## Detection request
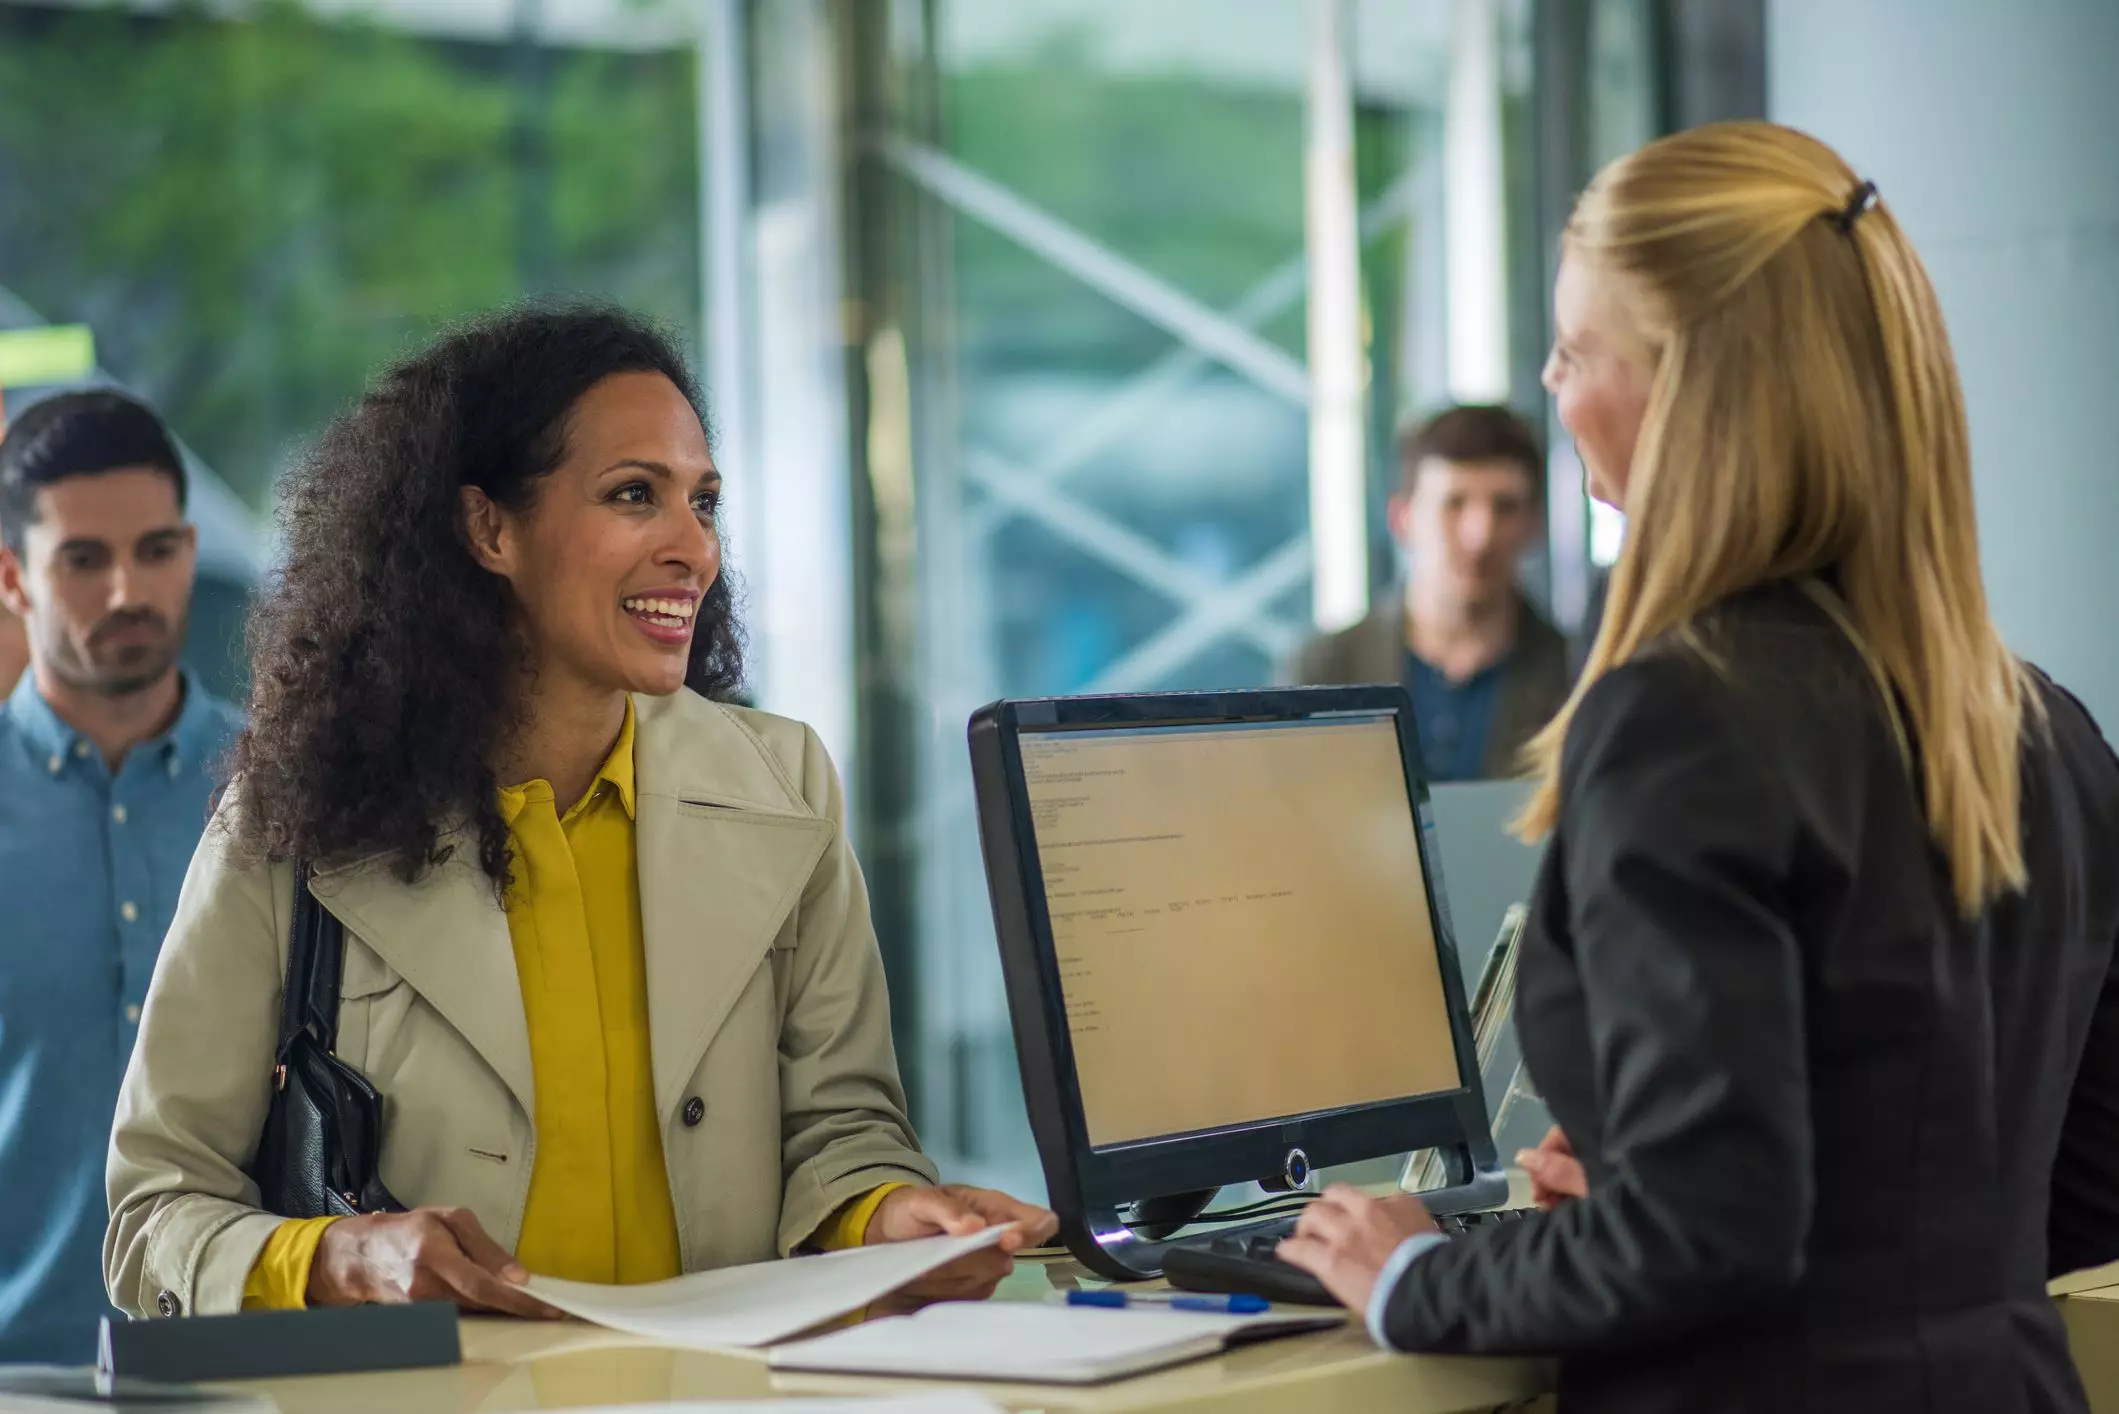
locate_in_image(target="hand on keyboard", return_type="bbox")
[1160,1191,1537,1310]
[1274,1186,1443,1312]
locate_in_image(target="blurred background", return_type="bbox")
[4,0,2113,1201]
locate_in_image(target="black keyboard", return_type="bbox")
[1160,1207,1539,1307]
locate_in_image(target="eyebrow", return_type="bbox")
[603,458,721,484]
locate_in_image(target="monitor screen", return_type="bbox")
[1017,712,1464,1149]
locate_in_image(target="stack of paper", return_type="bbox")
[769,1300,1344,1384]
[525,1227,1014,1350]
[549,1401,1002,1414]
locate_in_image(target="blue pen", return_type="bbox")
[1066,1289,1271,1314]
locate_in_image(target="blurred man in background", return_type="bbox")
[1288,404,1570,781]
[0,390,241,1360]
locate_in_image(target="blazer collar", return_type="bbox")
[631,690,833,1122]
[306,839,535,1114]
[308,690,833,1127]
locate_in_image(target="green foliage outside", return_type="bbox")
[0,0,1449,506]
[0,0,701,508]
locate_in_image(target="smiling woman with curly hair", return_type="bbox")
[231,307,748,890]
[105,304,1052,1322]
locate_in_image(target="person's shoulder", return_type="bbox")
[1558,630,1778,787]
[1555,646,1813,864]
[1507,597,1575,685]
[709,697,830,781]
[1567,645,1726,736]
[632,688,841,819]
[1323,598,1396,649]
[0,709,34,787]
[1287,598,1398,683]
[0,679,44,750]
[2026,667,2119,790]
[1563,583,1902,802]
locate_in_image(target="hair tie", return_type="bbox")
[1833,179,1879,235]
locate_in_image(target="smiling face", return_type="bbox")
[463,371,722,701]
[1542,251,1659,508]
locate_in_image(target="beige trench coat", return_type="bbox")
[104,689,937,1319]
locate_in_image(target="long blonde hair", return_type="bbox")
[1516,121,2034,914]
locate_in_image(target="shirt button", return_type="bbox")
[155,1289,181,1318]
[120,901,139,924]
[112,804,128,825]
[46,754,61,775]
[125,1004,142,1024]
[74,741,91,760]
[682,1097,706,1127]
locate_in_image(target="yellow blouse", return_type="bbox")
[243,702,898,1306]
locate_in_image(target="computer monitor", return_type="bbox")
[970,686,1507,1280]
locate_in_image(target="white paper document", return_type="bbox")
[524,1226,1014,1349]
[544,1400,1002,1414]
[769,1299,1346,1384]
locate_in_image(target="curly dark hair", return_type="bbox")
[227,303,744,887]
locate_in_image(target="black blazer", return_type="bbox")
[1378,583,2119,1413]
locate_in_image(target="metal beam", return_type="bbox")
[963,165,1423,544]
[880,136,1312,406]
[1082,535,1313,693]
[963,446,1291,659]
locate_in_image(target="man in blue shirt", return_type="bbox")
[1288,405,1573,781]
[0,391,243,1361]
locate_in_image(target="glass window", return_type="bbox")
[863,0,1547,1192]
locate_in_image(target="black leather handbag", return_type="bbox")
[250,863,406,1218]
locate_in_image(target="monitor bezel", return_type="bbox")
[970,685,1493,1216]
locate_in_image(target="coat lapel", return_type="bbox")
[631,692,834,1126]
[306,843,537,1117]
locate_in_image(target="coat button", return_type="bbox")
[682,1097,705,1127]
[155,1289,181,1318]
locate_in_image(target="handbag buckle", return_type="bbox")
[274,1063,287,1093]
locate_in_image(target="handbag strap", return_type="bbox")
[276,860,345,1058]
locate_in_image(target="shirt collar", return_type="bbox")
[4,667,214,777]
[599,698,638,820]
[497,698,638,825]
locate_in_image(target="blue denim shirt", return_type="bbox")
[0,671,241,1361]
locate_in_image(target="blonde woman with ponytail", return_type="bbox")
[1278,122,2119,1413]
